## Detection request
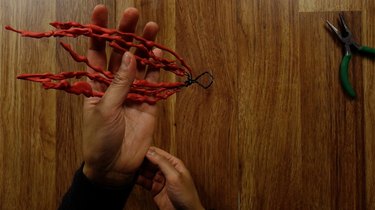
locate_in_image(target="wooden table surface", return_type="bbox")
[1,0,374,209]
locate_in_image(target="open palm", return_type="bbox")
[81,5,160,185]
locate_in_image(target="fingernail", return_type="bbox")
[124,52,131,67]
[147,149,155,156]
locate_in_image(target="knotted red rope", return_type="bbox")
[5,21,213,104]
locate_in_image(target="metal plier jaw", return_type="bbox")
[326,13,375,98]
[326,14,361,55]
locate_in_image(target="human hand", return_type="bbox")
[82,5,160,186]
[137,147,204,210]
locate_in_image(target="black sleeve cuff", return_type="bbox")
[58,163,135,210]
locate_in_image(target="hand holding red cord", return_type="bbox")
[82,5,161,186]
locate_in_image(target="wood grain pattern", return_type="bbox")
[299,0,362,12]
[238,0,302,209]
[0,0,57,210]
[299,12,365,209]
[175,1,239,209]
[1,0,375,210]
[363,1,375,209]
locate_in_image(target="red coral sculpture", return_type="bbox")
[5,21,213,104]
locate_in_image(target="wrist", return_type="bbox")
[83,164,134,187]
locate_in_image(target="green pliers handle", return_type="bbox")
[340,46,375,98]
[340,54,355,97]
[360,46,375,54]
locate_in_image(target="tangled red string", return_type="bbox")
[5,21,209,104]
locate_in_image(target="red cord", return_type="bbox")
[5,22,193,104]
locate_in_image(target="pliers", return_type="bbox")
[326,13,375,98]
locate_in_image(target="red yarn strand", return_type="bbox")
[5,21,198,104]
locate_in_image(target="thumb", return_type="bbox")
[100,52,136,110]
[146,148,180,181]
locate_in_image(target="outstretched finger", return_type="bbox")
[145,48,162,83]
[108,7,139,75]
[89,4,108,51]
[87,4,108,92]
[135,21,159,79]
